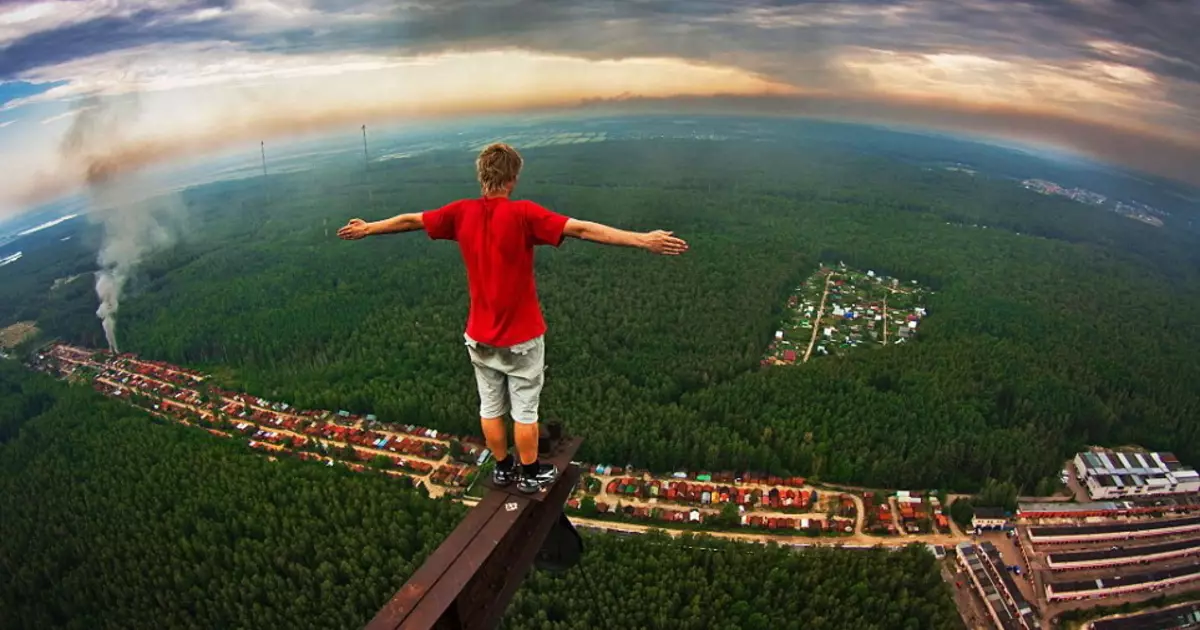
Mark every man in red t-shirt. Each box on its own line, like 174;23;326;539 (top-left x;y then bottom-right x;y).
338;142;688;493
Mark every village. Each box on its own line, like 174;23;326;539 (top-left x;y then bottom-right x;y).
763;262;932;366
21;342;1200;629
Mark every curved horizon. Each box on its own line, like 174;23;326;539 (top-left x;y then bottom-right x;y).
1;0;1199;218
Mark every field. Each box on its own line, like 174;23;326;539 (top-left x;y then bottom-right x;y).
763;263;932;365
0;321;37;349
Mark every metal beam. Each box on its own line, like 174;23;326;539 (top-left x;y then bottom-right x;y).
364;437;583;630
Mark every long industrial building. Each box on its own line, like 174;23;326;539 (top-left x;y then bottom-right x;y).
1046;562;1200;602
1018;499;1200;520
1046;538;1200;571
955;542;1040;629
1089;602;1200;629
1028;516;1200;545
1074;450;1200;501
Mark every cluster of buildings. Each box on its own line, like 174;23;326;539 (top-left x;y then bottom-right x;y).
1019;178;1167;228
1016;496;1200;607
950;448;1200;628
863;491;950;536
30;343;481;491
1113;201;1166;227
600;477;819;512
573;499;854;534
1074;449;1200;500
897;490;949;534
1021;179;1107;205
763;264;932;365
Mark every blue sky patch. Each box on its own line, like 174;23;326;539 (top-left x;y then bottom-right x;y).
0;81;68;108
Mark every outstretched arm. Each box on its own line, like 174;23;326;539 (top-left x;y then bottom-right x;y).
562;219;688;255
337;213;424;240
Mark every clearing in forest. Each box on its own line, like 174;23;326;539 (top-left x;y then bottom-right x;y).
762;263;932;365
0;321;38;349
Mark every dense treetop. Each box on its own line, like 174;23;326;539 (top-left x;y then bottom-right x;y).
4;126;1200;492
0;361;465;630
502;531;962;630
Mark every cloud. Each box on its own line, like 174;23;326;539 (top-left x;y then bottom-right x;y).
0;0;1198;217
571;92;1200;185
40;108;86;125
0;50;795;214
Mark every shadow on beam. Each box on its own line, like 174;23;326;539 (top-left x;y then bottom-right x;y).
365;436;584;630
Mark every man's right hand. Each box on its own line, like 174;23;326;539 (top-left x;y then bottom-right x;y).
641;230;689;255
338;218;371;240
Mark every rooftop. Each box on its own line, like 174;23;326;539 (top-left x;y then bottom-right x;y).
1091;603;1200;630
1048;537;1200;565
1018;501;1124;513
1050;562;1200;594
1031;515;1200;538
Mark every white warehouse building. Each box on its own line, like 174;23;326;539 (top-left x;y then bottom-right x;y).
1074;450;1200;500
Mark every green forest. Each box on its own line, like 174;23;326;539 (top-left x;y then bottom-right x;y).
0;363;961;629
0;361;465;629
4;130;1200;494
502;532;960;630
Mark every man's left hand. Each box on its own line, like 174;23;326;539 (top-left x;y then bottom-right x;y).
338;218;371;240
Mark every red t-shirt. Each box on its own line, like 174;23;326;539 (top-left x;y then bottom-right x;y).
423;197;569;347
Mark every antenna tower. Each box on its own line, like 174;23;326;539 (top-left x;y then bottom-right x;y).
260;141;271;204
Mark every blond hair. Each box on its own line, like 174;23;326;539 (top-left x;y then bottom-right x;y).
476;143;522;195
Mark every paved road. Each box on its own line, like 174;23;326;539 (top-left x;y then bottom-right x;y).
569;515;962;548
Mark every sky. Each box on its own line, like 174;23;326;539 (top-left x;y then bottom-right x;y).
0;0;1198;219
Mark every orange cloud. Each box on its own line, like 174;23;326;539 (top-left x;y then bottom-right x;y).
570;91;1200;186
13;50;796;208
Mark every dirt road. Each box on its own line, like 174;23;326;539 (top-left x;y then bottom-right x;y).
889;496;914;537
844;492;866;535
941;561;992;630
882;295;888;345
803;272;835;363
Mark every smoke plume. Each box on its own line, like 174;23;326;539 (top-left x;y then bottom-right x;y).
61;94;181;352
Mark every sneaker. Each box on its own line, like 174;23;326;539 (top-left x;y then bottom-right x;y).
518;462;559;494
492;458;517;487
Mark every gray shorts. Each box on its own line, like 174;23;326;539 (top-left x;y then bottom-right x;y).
465;334;545;424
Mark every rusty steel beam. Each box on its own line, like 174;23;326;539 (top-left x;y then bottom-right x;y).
364;437;583;630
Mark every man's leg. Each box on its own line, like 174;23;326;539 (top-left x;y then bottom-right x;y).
468;342;516;485
506;336;557;493
481;416;509;463
514;422;539;466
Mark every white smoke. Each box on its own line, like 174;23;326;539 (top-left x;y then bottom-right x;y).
61;93;182;352
91;186;176;352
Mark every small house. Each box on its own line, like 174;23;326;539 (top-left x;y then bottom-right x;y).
971;507;1008;530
